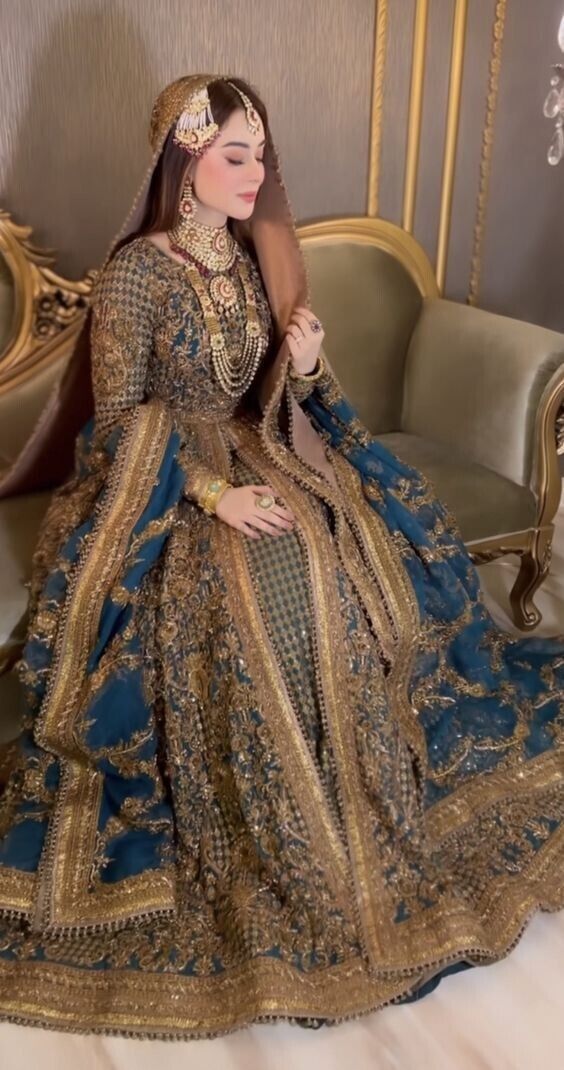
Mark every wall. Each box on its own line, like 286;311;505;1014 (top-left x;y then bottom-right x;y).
377;0;564;332
0;1;563;332
0;0;373;277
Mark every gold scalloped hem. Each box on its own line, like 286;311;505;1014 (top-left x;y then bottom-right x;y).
1;898;563;1042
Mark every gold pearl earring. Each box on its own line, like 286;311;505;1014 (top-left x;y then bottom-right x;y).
179;179;198;220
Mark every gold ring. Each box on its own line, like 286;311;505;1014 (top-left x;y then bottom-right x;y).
256;494;275;510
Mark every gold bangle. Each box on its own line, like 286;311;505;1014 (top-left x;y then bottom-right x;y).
198;477;233;516
289;353;325;382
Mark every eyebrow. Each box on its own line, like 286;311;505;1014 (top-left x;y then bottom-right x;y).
222;139;266;149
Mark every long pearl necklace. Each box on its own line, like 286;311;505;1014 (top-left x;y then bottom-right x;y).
168;215;269;397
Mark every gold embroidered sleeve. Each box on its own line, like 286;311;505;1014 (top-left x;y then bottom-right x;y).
177;442;221;505
90;244;156;442
289;349;335;404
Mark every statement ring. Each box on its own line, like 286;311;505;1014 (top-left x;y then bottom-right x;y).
310;319;323;333
256;494;275;510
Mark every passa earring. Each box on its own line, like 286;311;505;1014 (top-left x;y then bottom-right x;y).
179;179;198;220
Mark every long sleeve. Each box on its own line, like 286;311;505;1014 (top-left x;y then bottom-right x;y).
90;242;221;507
177;438;219;504
90;244;156;443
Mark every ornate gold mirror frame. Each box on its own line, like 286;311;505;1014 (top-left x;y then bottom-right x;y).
0;210;96;396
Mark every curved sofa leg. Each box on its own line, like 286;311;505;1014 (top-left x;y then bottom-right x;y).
509;527;553;631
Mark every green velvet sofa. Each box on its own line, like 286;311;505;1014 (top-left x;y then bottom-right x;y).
299;217;564;631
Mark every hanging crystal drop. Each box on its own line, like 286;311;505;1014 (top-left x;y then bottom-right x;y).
543;87;561;118
548;121;564;165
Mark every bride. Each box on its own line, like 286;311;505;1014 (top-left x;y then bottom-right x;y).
0;73;562;1040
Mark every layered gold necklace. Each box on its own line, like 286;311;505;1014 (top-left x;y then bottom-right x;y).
168;214;269;396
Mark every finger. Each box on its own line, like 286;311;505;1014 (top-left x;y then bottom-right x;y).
271;506;295;522
249;514;290;535
266;507;295;526
254;512;294;532
293;309;324;335
239;521;261;539
289;312;313;332
251;485;276;493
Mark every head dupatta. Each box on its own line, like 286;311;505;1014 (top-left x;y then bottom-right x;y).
0;73;329;498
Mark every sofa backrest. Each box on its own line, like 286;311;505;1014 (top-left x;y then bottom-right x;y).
298;218;437;434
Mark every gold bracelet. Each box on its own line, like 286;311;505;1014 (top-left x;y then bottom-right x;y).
198;477;233;516
288;353;325;382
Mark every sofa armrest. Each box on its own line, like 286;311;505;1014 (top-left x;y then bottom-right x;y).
402;297;564;488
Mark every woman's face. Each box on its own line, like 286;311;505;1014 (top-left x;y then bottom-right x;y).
192;106;266;221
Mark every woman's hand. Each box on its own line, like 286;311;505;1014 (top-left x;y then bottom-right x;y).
215;484;296;540
285;307;325;376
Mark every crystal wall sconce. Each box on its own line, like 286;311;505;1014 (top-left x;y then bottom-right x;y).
543;14;564;164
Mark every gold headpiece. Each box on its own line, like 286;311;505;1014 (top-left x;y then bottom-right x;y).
172;84;220;156
225;81;261;137
151;75;262;157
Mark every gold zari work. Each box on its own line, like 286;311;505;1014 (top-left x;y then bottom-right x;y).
0;236;563;1041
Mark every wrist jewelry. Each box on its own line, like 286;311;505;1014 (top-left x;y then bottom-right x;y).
289;353;325;381
198;476;233;515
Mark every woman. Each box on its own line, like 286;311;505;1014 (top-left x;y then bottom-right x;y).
0;73;562;1040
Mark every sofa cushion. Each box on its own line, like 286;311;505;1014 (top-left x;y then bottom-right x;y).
402;299;564;488
375;432;537;543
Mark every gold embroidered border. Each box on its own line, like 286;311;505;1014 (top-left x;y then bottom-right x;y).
233;426;564;972
0;953;416;1039
228;426;408;970
427;748;564;843
0;402;178;932
299;487;391;968
325;452;564;968
211;427;353;913
0;868;34;913
0;832;563;1039
330;451;428;778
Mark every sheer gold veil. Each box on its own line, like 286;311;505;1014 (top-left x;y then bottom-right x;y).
0;73;330;498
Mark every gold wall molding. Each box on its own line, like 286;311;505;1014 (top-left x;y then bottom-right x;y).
436;0;469;294
403;0;430;233
367;0;388;217
467;0;508;306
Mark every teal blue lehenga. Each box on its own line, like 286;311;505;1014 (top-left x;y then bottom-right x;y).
0;229;562;1038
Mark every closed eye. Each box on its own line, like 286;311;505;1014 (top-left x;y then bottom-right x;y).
227;158;265;166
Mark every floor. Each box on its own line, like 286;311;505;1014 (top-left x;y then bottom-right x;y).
1;497;563;1069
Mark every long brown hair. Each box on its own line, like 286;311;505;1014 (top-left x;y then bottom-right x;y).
118;77;269;258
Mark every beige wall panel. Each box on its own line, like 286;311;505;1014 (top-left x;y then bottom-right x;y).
377;0;416;223
0;0;374;277
479;0;564;332
376;1;564;333
413;0;455;258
